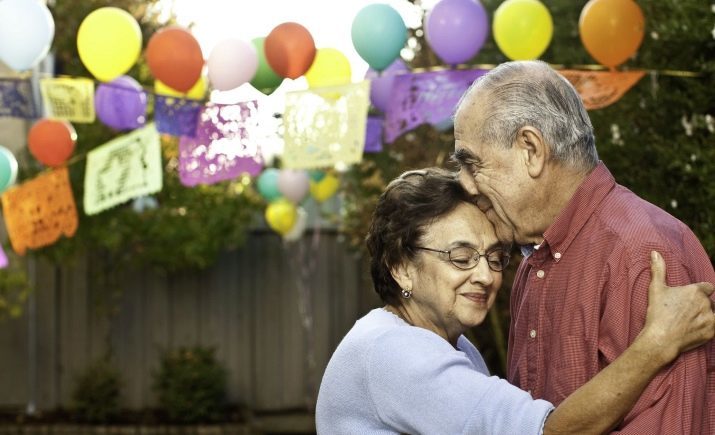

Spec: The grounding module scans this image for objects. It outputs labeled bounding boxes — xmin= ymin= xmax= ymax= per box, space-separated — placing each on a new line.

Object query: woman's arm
xmin=543 ymin=251 xmax=715 ymax=435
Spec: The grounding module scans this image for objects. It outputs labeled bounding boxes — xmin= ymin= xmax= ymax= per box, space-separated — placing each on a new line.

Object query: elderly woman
xmin=316 ymin=168 xmax=714 ymax=435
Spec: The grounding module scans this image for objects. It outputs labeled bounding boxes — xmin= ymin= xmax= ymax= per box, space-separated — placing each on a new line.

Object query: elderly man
xmin=453 ymin=60 xmax=715 ymax=434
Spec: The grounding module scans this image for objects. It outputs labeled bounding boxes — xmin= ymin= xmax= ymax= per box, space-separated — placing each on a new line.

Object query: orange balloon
xmin=146 ymin=26 xmax=204 ymax=92
xmin=579 ymin=0 xmax=645 ymax=68
xmin=264 ymin=22 xmax=316 ymax=79
xmin=28 ymin=119 xmax=77 ymax=167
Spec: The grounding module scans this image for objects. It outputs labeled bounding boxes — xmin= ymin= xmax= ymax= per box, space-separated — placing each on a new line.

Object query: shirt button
xmin=554 ymin=252 xmax=562 ymax=260
xmin=536 ymin=270 xmax=545 ymax=279
xmin=529 ymin=329 xmax=537 ymax=339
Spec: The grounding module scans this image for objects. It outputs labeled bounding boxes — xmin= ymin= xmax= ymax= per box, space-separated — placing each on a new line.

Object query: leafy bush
xmin=71 ymin=358 xmax=122 ymax=423
xmin=152 ymin=346 xmax=228 ymax=423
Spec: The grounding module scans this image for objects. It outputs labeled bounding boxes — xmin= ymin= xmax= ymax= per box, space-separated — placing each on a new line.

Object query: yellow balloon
xmin=77 ymin=7 xmax=142 ymax=82
xmin=310 ymin=174 xmax=340 ymax=203
xmin=493 ymin=0 xmax=553 ymax=60
xmin=305 ymin=48 xmax=352 ymax=88
xmin=265 ymin=199 xmax=298 ymax=235
xmin=155 ymin=76 xmax=207 ymax=100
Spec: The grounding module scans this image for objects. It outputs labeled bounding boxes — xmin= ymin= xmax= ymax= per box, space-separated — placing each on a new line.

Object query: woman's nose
xmin=458 ymin=169 xmax=479 ymax=196
xmin=469 ymin=256 xmax=495 ymax=286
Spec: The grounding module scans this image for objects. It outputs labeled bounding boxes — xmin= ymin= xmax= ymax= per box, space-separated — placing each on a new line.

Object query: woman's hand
xmin=640 ymin=251 xmax=715 ymax=365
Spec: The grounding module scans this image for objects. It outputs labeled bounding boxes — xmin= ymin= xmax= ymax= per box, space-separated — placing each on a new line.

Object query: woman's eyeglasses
xmin=414 ymin=246 xmax=510 ymax=272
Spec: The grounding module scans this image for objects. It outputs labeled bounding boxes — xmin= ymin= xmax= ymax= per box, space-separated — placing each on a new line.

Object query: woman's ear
xmin=390 ymin=262 xmax=413 ymax=292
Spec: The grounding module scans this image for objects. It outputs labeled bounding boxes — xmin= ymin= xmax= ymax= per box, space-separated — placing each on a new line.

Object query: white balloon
xmin=207 ymin=38 xmax=258 ymax=91
xmin=283 ymin=207 xmax=308 ymax=242
xmin=0 ymin=0 xmax=55 ymax=71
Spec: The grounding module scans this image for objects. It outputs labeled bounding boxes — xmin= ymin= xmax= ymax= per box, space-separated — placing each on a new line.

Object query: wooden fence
xmin=0 ymin=230 xmax=377 ymax=413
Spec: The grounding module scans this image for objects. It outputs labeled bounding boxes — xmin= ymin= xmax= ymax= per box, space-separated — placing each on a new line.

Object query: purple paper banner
xmin=0 ymin=78 xmax=37 ymax=119
xmin=154 ymin=95 xmax=202 ymax=137
xmin=385 ymin=69 xmax=487 ymax=143
xmin=364 ymin=116 xmax=383 ymax=153
xmin=178 ymin=101 xmax=264 ymax=186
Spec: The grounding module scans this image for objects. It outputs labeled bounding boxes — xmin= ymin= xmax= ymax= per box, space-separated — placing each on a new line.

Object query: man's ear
xmin=515 ymin=126 xmax=548 ymax=178
xmin=390 ymin=262 xmax=413 ymax=292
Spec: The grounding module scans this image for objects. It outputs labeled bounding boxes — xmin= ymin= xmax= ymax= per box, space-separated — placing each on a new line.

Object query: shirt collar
xmin=541 ymin=162 xmax=616 ymax=259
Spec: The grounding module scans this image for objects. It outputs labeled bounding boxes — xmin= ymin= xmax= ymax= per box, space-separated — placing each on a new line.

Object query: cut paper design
xmin=84 ymin=124 xmax=163 ymax=215
xmin=0 ymin=78 xmax=37 ymax=119
xmin=385 ymin=69 xmax=487 ymax=143
xmin=154 ymin=95 xmax=202 ymax=137
xmin=283 ymin=81 xmax=370 ymax=170
xmin=364 ymin=116 xmax=383 ymax=153
xmin=39 ymin=77 xmax=95 ymax=123
xmin=560 ymin=70 xmax=646 ymax=110
xmin=1 ymin=167 xmax=78 ymax=255
xmin=178 ymin=101 xmax=264 ymax=186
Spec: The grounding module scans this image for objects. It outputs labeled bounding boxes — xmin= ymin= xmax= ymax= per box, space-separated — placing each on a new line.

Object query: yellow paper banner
xmin=559 ymin=70 xmax=646 ymax=110
xmin=84 ymin=124 xmax=163 ymax=215
xmin=1 ymin=167 xmax=78 ymax=255
xmin=283 ymin=81 xmax=370 ymax=170
xmin=40 ymin=77 xmax=96 ymax=123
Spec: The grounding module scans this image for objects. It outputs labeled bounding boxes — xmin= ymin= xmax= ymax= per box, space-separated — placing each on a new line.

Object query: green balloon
xmin=308 ymin=170 xmax=326 ymax=182
xmin=0 ymin=146 xmax=18 ymax=193
xmin=256 ymin=168 xmax=282 ymax=201
xmin=250 ymin=37 xmax=283 ymax=95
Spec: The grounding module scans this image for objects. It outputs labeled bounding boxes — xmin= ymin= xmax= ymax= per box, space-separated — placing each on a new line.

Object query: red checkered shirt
xmin=507 ymin=162 xmax=715 ymax=434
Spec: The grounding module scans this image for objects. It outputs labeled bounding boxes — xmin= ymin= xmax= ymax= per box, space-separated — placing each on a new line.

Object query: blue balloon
xmin=351 ymin=4 xmax=407 ymax=71
xmin=256 ymin=168 xmax=282 ymax=202
xmin=0 ymin=146 xmax=18 ymax=193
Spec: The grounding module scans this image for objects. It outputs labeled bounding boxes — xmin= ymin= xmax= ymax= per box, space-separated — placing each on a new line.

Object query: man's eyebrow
xmin=450 ymin=148 xmax=479 ymax=165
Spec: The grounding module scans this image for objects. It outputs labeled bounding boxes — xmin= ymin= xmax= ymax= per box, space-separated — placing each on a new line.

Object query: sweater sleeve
xmin=366 ymin=327 xmax=554 ymax=435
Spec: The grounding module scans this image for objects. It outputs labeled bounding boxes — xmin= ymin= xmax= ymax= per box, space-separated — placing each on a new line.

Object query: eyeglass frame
xmin=413 ymin=246 xmax=510 ymax=272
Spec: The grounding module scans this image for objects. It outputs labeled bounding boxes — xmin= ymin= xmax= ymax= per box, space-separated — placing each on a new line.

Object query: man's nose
xmin=458 ymin=169 xmax=479 ymax=196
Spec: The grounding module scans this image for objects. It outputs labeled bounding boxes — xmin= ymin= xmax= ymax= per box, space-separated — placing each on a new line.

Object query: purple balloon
xmin=95 ymin=75 xmax=147 ymax=131
xmin=364 ymin=59 xmax=408 ymax=113
xmin=426 ymin=0 xmax=489 ymax=65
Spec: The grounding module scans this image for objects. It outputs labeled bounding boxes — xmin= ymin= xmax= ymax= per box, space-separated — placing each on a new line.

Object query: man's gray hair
xmin=460 ymin=60 xmax=598 ymax=171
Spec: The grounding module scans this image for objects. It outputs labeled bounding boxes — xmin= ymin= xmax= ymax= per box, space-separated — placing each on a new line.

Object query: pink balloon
xmin=208 ymin=38 xmax=259 ymax=91
xmin=277 ymin=169 xmax=310 ymax=204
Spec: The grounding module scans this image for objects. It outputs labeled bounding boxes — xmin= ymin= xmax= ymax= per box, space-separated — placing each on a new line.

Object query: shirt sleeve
xmin=600 ymin=246 xmax=713 ymax=434
xmin=366 ymin=327 xmax=554 ymax=435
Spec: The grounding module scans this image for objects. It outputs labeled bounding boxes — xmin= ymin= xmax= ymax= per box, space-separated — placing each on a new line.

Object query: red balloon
xmin=146 ymin=27 xmax=204 ymax=92
xmin=28 ymin=119 xmax=77 ymax=167
xmin=264 ymin=22 xmax=316 ymax=79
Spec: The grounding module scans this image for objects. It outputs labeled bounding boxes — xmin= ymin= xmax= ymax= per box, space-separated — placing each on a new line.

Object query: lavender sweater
xmin=316 ymin=308 xmax=553 ymax=434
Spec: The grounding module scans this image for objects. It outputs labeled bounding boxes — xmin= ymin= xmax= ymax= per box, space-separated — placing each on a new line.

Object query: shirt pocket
xmin=545 ymin=335 xmax=596 ymax=405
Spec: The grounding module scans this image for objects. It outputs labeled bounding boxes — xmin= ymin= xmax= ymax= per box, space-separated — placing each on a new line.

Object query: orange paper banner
xmin=1 ymin=167 xmax=78 ymax=255
xmin=559 ymin=70 xmax=646 ymax=110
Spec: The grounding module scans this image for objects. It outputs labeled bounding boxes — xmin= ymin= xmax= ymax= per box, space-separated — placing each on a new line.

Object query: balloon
xmin=277 ymin=170 xmax=310 ymax=204
xmin=77 ymin=7 xmax=142 ymax=82
xmin=95 ymin=75 xmax=147 ymax=131
xmin=0 ymin=0 xmax=54 ymax=71
xmin=250 ymin=37 xmax=283 ymax=95
xmin=579 ymin=0 xmax=645 ymax=68
xmin=305 ymin=48 xmax=352 ymax=88
xmin=207 ymin=38 xmax=258 ymax=91
xmin=425 ymin=0 xmax=489 ymax=65
xmin=308 ymin=170 xmax=326 ymax=183
xmin=351 ymin=4 xmax=407 ymax=71
xmin=310 ymin=173 xmax=340 ymax=203
xmin=265 ymin=23 xmax=316 ymax=79
xmin=256 ymin=168 xmax=282 ymax=201
xmin=283 ymin=207 xmax=308 ymax=242
xmin=265 ymin=199 xmax=298 ymax=236
xmin=155 ymin=76 xmax=207 ymax=100
xmin=364 ymin=59 xmax=408 ymax=113
xmin=492 ymin=0 xmax=553 ymax=60
xmin=27 ymin=119 xmax=76 ymax=167
xmin=146 ymin=27 xmax=204 ymax=93
xmin=0 ymin=146 xmax=18 ymax=193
